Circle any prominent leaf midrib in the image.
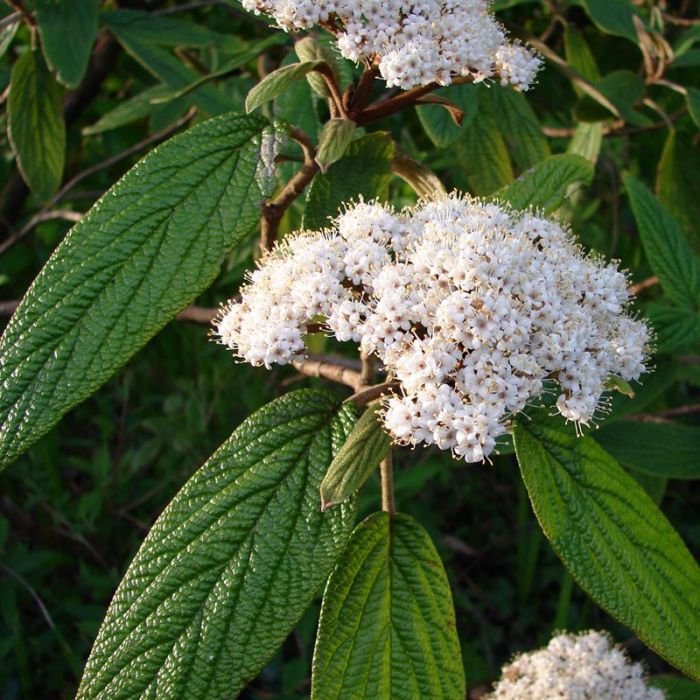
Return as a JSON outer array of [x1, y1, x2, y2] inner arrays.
[[92, 409, 339, 698], [537, 431, 698, 654]]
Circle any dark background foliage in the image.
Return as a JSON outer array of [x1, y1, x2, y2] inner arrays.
[[0, 0, 698, 698]]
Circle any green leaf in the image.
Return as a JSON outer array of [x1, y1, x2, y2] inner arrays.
[[109, 28, 235, 116], [7, 50, 65, 201], [687, 87, 700, 129], [295, 37, 341, 97], [246, 60, 327, 113], [316, 118, 357, 174], [311, 512, 465, 699], [303, 133, 395, 230], [457, 91, 513, 196], [564, 25, 600, 90], [624, 174, 700, 309], [77, 389, 357, 700], [567, 122, 603, 164], [581, 0, 640, 43], [391, 155, 446, 199], [603, 375, 635, 398], [594, 422, 700, 480], [320, 404, 391, 510], [490, 87, 550, 171], [0, 113, 282, 471], [656, 131, 700, 252], [605, 361, 675, 421], [416, 83, 479, 148], [82, 84, 174, 135], [101, 9, 234, 48], [495, 154, 593, 213], [650, 677, 700, 700], [35, 0, 98, 87], [514, 420, 700, 680]]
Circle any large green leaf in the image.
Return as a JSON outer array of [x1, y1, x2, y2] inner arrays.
[[0, 113, 282, 471], [311, 512, 465, 699], [514, 420, 700, 679], [457, 91, 513, 196], [415, 83, 479, 148], [581, 0, 640, 43], [495, 154, 593, 213], [320, 404, 391, 510], [303, 133, 395, 229], [594, 422, 700, 479], [567, 122, 603, 164], [7, 50, 65, 201], [34, 0, 98, 87], [78, 389, 357, 700], [489, 87, 550, 171], [624, 175, 700, 309]]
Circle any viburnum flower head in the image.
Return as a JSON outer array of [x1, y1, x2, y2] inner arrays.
[[240, 0, 542, 90], [487, 630, 665, 699], [216, 193, 650, 464]]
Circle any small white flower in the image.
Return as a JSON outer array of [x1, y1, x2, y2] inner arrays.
[[215, 193, 651, 464], [241, 0, 541, 90], [487, 630, 665, 700]]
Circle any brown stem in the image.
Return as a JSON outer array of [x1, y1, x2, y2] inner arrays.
[[292, 357, 364, 391], [4, 0, 35, 27], [356, 81, 441, 125], [349, 64, 380, 117], [317, 64, 349, 119], [176, 305, 217, 325], [260, 127, 319, 253], [380, 452, 396, 515], [345, 381, 400, 408], [629, 275, 659, 295]]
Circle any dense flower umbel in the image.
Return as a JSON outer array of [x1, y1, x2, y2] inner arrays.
[[240, 0, 541, 90], [216, 195, 650, 463], [486, 630, 665, 699]]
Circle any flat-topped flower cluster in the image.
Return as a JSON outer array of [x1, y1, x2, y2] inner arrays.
[[216, 194, 650, 463], [487, 630, 665, 699], [240, 0, 541, 90]]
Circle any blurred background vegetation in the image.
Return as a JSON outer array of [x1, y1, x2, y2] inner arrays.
[[0, 0, 698, 698]]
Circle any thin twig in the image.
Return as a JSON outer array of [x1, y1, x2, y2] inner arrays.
[[292, 357, 364, 391], [0, 299, 19, 316], [0, 10, 19, 29], [176, 305, 217, 324], [3, 0, 34, 27], [629, 275, 659, 295], [0, 210, 82, 257], [345, 381, 399, 407], [633, 402, 700, 420], [52, 107, 197, 206], [260, 126, 318, 253]]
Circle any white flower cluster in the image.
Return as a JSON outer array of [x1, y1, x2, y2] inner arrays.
[[487, 630, 665, 700], [240, 0, 541, 90], [216, 194, 650, 463]]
